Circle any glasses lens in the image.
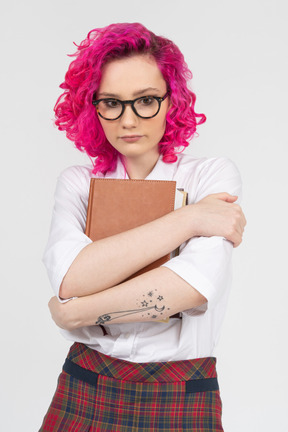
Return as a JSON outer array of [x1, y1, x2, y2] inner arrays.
[[96, 97, 160, 120], [134, 97, 159, 118], [97, 99, 122, 120]]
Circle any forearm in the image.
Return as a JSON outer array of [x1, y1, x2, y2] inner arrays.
[[54, 267, 207, 330], [60, 192, 245, 300], [60, 205, 197, 299]]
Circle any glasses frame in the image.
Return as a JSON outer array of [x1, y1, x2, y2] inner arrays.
[[92, 92, 169, 121]]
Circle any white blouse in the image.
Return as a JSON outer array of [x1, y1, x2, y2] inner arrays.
[[43, 153, 242, 362]]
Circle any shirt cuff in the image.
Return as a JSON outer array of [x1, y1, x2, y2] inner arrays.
[[162, 258, 218, 311], [48, 240, 92, 302]]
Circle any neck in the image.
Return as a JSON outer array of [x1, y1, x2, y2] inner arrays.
[[122, 152, 160, 179]]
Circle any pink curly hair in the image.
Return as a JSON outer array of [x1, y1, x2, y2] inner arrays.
[[54, 23, 206, 174]]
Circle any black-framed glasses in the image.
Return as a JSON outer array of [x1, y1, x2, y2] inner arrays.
[[92, 92, 169, 120]]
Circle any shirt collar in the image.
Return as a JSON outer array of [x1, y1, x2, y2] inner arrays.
[[104, 155, 176, 181], [145, 155, 176, 181], [103, 156, 127, 179]]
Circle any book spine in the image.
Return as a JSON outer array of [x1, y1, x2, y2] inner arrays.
[[84, 179, 95, 236]]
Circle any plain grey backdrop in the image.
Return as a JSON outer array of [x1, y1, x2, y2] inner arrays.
[[1, 0, 287, 430]]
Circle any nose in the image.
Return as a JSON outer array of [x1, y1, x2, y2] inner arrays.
[[120, 104, 139, 128]]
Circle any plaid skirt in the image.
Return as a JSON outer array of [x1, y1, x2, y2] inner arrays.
[[39, 342, 223, 431]]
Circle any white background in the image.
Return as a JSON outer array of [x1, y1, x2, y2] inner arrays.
[[1, 0, 287, 431]]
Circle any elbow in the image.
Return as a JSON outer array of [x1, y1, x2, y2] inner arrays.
[[185, 287, 207, 311], [59, 275, 73, 300]]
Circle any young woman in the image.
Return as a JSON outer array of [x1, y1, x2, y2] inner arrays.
[[40, 23, 246, 431]]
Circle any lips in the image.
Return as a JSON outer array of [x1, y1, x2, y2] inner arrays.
[[120, 135, 143, 138], [120, 135, 143, 142]]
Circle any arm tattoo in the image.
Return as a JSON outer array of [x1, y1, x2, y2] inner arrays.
[[95, 289, 169, 325]]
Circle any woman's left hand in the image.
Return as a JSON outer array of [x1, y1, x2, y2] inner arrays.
[[48, 296, 79, 330]]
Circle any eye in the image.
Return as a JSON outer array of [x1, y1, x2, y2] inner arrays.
[[103, 99, 121, 108], [138, 96, 155, 105]]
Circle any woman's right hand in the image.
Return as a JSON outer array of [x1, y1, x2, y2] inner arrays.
[[191, 192, 246, 247]]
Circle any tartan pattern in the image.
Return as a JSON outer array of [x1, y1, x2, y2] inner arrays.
[[39, 343, 223, 431], [67, 342, 219, 383]]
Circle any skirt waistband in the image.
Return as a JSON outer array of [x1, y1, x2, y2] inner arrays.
[[63, 357, 219, 393], [66, 342, 218, 384]]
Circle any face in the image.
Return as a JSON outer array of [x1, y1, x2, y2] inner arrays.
[[96, 55, 170, 169]]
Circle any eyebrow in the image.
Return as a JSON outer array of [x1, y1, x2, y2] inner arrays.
[[97, 87, 160, 98]]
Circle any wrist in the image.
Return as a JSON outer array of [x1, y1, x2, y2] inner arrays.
[[175, 205, 199, 239], [63, 298, 83, 330], [70, 294, 100, 329]]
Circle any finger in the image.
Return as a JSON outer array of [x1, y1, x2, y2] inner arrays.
[[212, 192, 238, 203], [238, 212, 247, 232], [232, 233, 242, 248], [236, 219, 246, 243], [243, 215, 247, 227], [48, 296, 56, 307]]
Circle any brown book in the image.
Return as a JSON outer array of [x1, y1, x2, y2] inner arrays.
[[85, 178, 177, 279]]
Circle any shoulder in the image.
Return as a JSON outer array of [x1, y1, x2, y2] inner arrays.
[[176, 153, 240, 178], [53, 165, 101, 203], [57, 164, 103, 193], [175, 153, 242, 202], [58, 164, 94, 183]]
